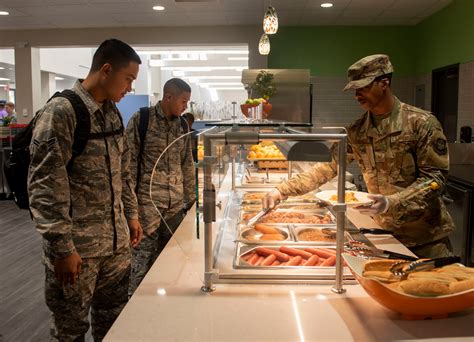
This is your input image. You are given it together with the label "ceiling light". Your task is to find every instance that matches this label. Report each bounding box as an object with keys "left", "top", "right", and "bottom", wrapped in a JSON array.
[
  {"left": 0, "top": 84, "right": 6, "bottom": 87},
  {"left": 263, "top": 6, "right": 278, "bottom": 34},
  {"left": 149, "top": 59, "right": 165, "bottom": 67},
  {"left": 0, "top": 77, "right": 10, "bottom": 81},
  {"left": 208, "top": 87, "right": 244, "bottom": 90},
  {"left": 153, "top": 5, "right": 165, "bottom": 11},
  {"left": 258, "top": 34, "right": 270, "bottom": 55},
  {"left": 0, "top": 67, "right": 4, "bottom": 70},
  {"left": 228, "top": 57, "right": 249, "bottom": 61},
  {"left": 136, "top": 50, "right": 248, "bottom": 55},
  {"left": 55, "top": 76, "right": 64, "bottom": 81},
  {"left": 0, "top": 11, "right": 9, "bottom": 16},
  {"left": 186, "top": 76, "right": 241, "bottom": 80},
  {"left": 197, "top": 82, "right": 241, "bottom": 86},
  {"left": 161, "top": 66, "right": 247, "bottom": 71},
  {"left": 321, "top": 3, "right": 333, "bottom": 8}
]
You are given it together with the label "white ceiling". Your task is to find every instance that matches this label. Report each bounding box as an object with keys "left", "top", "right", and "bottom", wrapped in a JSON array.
[{"left": 0, "top": 0, "right": 453, "bottom": 30}]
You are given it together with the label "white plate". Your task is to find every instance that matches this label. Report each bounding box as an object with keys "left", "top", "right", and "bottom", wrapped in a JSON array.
[{"left": 315, "top": 190, "right": 373, "bottom": 207}]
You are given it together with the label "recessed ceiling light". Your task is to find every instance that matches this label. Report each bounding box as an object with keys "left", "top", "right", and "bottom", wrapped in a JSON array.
[
  {"left": 55, "top": 76, "right": 64, "bottom": 81},
  {"left": 321, "top": 3, "right": 333, "bottom": 8},
  {"left": 153, "top": 5, "right": 165, "bottom": 11},
  {"left": 0, "top": 11, "right": 9, "bottom": 16}
]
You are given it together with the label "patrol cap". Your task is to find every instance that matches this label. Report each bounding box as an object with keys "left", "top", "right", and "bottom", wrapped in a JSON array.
[{"left": 343, "top": 54, "right": 394, "bottom": 91}]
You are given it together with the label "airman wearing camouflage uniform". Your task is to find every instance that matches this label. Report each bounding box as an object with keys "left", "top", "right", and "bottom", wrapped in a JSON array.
[
  {"left": 28, "top": 39, "right": 142, "bottom": 341},
  {"left": 265, "top": 54, "right": 454, "bottom": 258},
  {"left": 127, "top": 78, "right": 195, "bottom": 295}
]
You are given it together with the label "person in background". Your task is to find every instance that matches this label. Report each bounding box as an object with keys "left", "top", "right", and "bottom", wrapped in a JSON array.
[
  {"left": 182, "top": 112, "right": 198, "bottom": 162},
  {"left": 0, "top": 101, "right": 7, "bottom": 119},
  {"left": 263, "top": 54, "right": 454, "bottom": 259},
  {"left": 28, "top": 39, "right": 143, "bottom": 341},
  {"left": 5, "top": 101, "right": 15, "bottom": 117},
  {"left": 126, "top": 78, "right": 195, "bottom": 296}
]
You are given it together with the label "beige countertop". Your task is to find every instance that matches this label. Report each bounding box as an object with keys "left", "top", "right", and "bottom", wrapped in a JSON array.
[{"left": 105, "top": 169, "right": 474, "bottom": 341}]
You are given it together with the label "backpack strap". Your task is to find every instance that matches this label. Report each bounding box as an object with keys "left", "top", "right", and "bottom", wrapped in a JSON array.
[
  {"left": 135, "top": 107, "right": 150, "bottom": 192},
  {"left": 51, "top": 90, "right": 91, "bottom": 173}
]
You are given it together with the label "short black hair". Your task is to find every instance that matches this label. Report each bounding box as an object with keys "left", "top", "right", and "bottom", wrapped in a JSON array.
[
  {"left": 163, "top": 78, "right": 191, "bottom": 96},
  {"left": 90, "top": 39, "right": 141, "bottom": 72},
  {"left": 374, "top": 73, "right": 393, "bottom": 86}
]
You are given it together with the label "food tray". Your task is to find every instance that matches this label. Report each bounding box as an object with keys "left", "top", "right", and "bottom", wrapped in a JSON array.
[
  {"left": 240, "top": 190, "right": 322, "bottom": 205},
  {"left": 239, "top": 209, "right": 335, "bottom": 225},
  {"left": 292, "top": 225, "right": 351, "bottom": 244},
  {"left": 239, "top": 225, "right": 292, "bottom": 244},
  {"left": 234, "top": 244, "right": 343, "bottom": 269},
  {"left": 256, "top": 160, "right": 288, "bottom": 169}
]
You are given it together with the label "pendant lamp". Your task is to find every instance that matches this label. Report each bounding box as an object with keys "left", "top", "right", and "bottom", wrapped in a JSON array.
[
  {"left": 263, "top": 6, "right": 278, "bottom": 34},
  {"left": 258, "top": 34, "right": 270, "bottom": 55}
]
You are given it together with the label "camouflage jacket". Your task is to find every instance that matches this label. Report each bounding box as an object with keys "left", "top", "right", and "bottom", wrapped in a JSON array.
[
  {"left": 278, "top": 98, "right": 454, "bottom": 247},
  {"left": 126, "top": 102, "right": 195, "bottom": 235},
  {"left": 28, "top": 80, "right": 139, "bottom": 260}
]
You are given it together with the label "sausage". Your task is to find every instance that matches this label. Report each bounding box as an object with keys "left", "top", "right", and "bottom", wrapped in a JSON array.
[
  {"left": 279, "top": 246, "right": 313, "bottom": 259},
  {"left": 319, "top": 248, "right": 337, "bottom": 256},
  {"left": 255, "top": 247, "right": 290, "bottom": 262},
  {"left": 316, "top": 258, "right": 326, "bottom": 266},
  {"left": 254, "top": 224, "right": 280, "bottom": 234},
  {"left": 254, "top": 255, "right": 265, "bottom": 266},
  {"left": 260, "top": 233, "right": 285, "bottom": 241},
  {"left": 304, "top": 248, "right": 335, "bottom": 259},
  {"left": 321, "top": 255, "right": 336, "bottom": 266},
  {"left": 271, "top": 260, "right": 281, "bottom": 266},
  {"left": 241, "top": 252, "right": 256, "bottom": 261},
  {"left": 287, "top": 255, "right": 303, "bottom": 266},
  {"left": 303, "top": 255, "right": 319, "bottom": 266},
  {"left": 261, "top": 254, "right": 277, "bottom": 266},
  {"left": 247, "top": 253, "right": 260, "bottom": 265}
]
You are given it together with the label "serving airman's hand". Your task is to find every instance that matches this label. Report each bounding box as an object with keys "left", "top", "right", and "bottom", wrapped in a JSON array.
[
  {"left": 262, "top": 188, "right": 284, "bottom": 210},
  {"left": 54, "top": 252, "right": 82, "bottom": 285},
  {"left": 128, "top": 219, "right": 143, "bottom": 248},
  {"left": 355, "top": 194, "right": 389, "bottom": 216}
]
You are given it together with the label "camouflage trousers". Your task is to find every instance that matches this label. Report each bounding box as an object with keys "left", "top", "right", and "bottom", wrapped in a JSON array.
[
  {"left": 129, "top": 210, "right": 185, "bottom": 296},
  {"left": 45, "top": 245, "right": 131, "bottom": 342}
]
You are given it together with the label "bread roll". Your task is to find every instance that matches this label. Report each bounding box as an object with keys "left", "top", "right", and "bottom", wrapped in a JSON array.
[
  {"left": 449, "top": 279, "right": 474, "bottom": 294},
  {"left": 407, "top": 271, "right": 457, "bottom": 285},
  {"left": 363, "top": 270, "right": 402, "bottom": 283},
  {"left": 399, "top": 279, "right": 450, "bottom": 296},
  {"left": 363, "top": 259, "right": 401, "bottom": 272},
  {"left": 436, "top": 264, "right": 474, "bottom": 281}
]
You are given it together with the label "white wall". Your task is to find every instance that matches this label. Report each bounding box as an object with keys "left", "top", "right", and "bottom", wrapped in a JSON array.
[{"left": 40, "top": 48, "right": 91, "bottom": 79}]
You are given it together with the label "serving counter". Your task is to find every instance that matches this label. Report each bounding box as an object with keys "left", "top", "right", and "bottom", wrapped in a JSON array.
[{"left": 105, "top": 169, "right": 474, "bottom": 341}]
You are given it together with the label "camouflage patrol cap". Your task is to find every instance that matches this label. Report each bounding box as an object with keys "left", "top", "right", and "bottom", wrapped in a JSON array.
[{"left": 343, "top": 54, "right": 394, "bottom": 91}]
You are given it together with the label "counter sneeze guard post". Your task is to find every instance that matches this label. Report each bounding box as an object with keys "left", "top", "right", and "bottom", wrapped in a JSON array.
[{"left": 200, "top": 126, "right": 348, "bottom": 293}]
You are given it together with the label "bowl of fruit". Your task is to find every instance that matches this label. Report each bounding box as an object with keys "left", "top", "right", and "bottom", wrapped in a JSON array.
[{"left": 241, "top": 98, "right": 272, "bottom": 119}]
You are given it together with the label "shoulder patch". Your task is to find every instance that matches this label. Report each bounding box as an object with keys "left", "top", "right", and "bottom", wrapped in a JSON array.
[{"left": 433, "top": 138, "right": 447, "bottom": 155}]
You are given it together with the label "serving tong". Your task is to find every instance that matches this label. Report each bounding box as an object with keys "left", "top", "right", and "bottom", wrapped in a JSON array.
[
  {"left": 321, "top": 227, "right": 394, "bottom": 238},
  {"left": 389, "top": 256, "right": 461, "bottom": 276},
  {"left": 344, "top": 241, "right": 417, "bottom": 261},
  {"left": 246, "top": 199, "right": 280, "bottom": 227}
]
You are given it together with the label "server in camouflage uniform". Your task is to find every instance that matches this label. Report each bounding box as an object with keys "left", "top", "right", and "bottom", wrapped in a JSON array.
[
  {"left": 263, "top": 54, "right": 454, "bottom": 258},
  {"left": 126, "top": 78, "right": 195, "bottom": 295},
  {"left": 28, "top": 39, "right": 143, "bottom": 341}
]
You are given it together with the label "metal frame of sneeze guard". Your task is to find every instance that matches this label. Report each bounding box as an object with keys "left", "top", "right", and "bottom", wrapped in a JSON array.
[{"left": 201, "top": 127, "right": 347, "bottom": 294}]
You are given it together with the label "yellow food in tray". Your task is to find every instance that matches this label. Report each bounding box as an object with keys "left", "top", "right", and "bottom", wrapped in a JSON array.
[
  {"left": 248, "top": 142, "right": 285, "bottom": 160},
  {"left": 329, "top": 191, "right": 359, "bottom": 203}
]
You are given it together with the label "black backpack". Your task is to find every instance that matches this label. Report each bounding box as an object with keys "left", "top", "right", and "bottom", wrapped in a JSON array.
[
  {"left": 135, "top": 107, "right": 189, "bottom": 192},
  {"left": 4, "top": 89, "right": 123, "bottom": 210}
]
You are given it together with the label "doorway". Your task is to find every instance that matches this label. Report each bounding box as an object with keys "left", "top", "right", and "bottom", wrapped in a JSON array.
[{"left": 431, "top": 64, "right": 459, "bottom": 142}]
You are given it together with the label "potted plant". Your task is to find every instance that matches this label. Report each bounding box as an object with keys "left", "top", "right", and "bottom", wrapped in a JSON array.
[{"left": 241, "top": 70, "right": 276, "bottom": 118}]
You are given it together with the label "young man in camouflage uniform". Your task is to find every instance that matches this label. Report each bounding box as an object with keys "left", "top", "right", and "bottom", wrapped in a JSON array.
[
  {"left": 28, "top": 39, "right": 143, "bottom": 341},
  {"left": 126, "top": 78, "right": 195, "bottom": 295},
  {"left": 263, "top": 54, "right": 454, "bottom": 258}
]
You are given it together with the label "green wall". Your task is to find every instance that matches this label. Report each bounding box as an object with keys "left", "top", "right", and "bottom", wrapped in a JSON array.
[
  {"left": 268, "top": 26, "right": 416, "bottom": 76},
  {"left": 415, "top": 0, "right": 474, "bottom": 75},
  {"left": 268, "top": 0, "right": 474, "bottom": 77}
]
